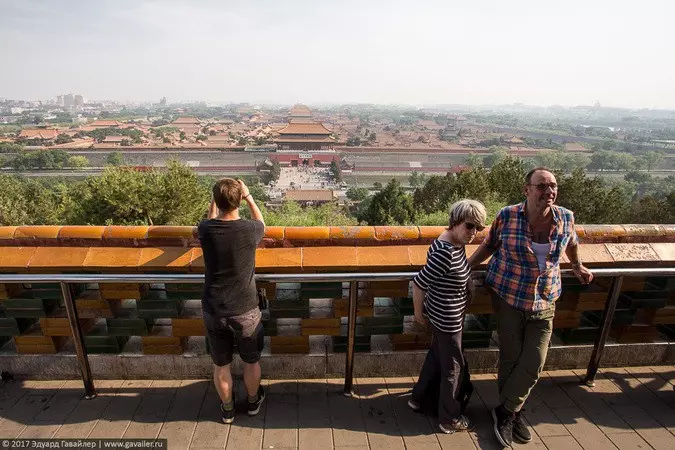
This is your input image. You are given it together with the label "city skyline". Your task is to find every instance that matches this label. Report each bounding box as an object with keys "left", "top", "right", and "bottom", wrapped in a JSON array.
[{"left": 1, "top": 0, "right": 674, "bottom": 109}]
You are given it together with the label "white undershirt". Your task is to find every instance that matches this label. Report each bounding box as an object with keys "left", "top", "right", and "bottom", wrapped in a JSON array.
[{"left": 531, "top": 242, "right": 549, "bottom": 273}]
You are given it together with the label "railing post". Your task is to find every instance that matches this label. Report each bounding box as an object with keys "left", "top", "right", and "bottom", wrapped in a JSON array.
[
  {"left": 583, "top": 275, "right": 624, "bottom": 387},
  {"left": 343, "top": 280, "right": 358, "bottom": 397},
  {"left": 61, "top": 281, "right": 96, "bottom": 399}
]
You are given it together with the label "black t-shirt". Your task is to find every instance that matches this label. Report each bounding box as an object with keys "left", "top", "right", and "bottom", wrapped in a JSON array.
[{"left": 198, "top": 218, "right": 265, "bottom": 318}]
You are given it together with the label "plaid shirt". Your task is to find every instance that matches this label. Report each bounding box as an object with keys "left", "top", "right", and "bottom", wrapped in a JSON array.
[{"left": 484, "top": 202, "right": 579, "bottom": 311}]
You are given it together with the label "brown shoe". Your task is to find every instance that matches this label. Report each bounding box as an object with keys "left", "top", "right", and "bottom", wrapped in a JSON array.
[{"left": 439, "top": 415, "right": 474, "bottom": 434}]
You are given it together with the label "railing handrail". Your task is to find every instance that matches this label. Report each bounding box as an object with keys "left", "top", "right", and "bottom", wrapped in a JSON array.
[
  {"left": 1, "top": 267, "right": 673, "bottom": 399},
  {"left": 0, "top": 267, "right": 673, "bottom": 284}
]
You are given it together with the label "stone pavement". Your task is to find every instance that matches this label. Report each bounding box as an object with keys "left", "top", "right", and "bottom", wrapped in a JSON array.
[{"left": 0, "top": 366, "right": 674, "bottom": 449}]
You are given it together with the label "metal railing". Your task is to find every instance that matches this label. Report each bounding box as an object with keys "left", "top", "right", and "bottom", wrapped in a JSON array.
[{"left": 1, "top": 267, "right": 674, "bottom": 399}]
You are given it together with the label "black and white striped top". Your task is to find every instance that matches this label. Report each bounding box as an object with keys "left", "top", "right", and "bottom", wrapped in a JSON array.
[{"left": 413, "top": 239, "right": 470, "bottom": 334}]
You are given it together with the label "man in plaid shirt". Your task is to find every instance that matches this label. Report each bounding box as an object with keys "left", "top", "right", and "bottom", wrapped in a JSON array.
[{"left": 469, "top": 167, "right": 593, "bottom": 447}]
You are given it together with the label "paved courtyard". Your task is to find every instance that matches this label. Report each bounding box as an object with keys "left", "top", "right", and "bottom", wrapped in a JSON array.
[{"left": 0, "top": 366, "right": 674, "bottom": 449}]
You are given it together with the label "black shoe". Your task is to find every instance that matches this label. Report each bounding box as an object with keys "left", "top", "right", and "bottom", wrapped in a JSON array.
[
  {"left": 247, "top": 385, "right": 266, "bottom": 416},
  {"left": 513, "top": 410, "right": 532, "bottom": 443},
  {"left": 220, "top": 402, "right": 235, "bottom": 424},
  {"left": 491, "top": 405, "right": 515, "bottom": 448}
]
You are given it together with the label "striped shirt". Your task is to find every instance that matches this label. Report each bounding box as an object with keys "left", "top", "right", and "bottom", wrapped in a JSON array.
[
  {"left": 484, "top": 202, "right": 579, "bottom": 312},
  {"left": 413, "top": 239, "right": 470, "bottom": 334}
]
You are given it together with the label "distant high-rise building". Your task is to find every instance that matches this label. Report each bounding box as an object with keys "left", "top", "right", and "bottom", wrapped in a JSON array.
[
  {"left": 159, "top": 97, "right": 167, "bottom": 106},
  {"left": 74, "top": 95, "right": 84, "bottom": 106},
  {"left": 57, "top": 95, "right": 64, "bottom": 106},
  {"left": 63, "top": 94, "right": 75, "bottom": 108}
]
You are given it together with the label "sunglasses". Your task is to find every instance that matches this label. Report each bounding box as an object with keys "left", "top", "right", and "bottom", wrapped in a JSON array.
[
  {"left": 465, "top": 222, "right": 485, "bottom": 231},
  {"left": 529, "top": 183, "right": 558, "bottom": 191}
]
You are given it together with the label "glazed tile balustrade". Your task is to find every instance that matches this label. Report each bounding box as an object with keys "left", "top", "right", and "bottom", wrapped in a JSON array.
[{"left": 0, "top": 225, "right": 674, "bottom": 397}]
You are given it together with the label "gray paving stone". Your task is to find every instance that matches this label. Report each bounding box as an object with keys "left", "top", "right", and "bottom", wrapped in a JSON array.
[
  {"left": 263, "top": 399, "right": 298, "bottom": 449},
  {"left": 34, "top": 389, "right": 82, "bottom": 422},
  {"left": 225, "top": 414, "right": 265, "bottom": 450},
  {"left": 329, "top": 392, "right": 368, "bottom": 447},
  {"left": 88, "top": 394, "right": 142, "bottom": 438},
  {"left": 522, "top": 401, "right": 570, "bottom": 437},
  {"left": 299, "top": 427, "right": 333, "bottom": 449},
  {"left": 17, "top": 421, "right": 60, "bottom": 438},
  {"left": 606, "top": 431, "right": 653, "bottom": 450},
  {"left": 636, "top": 428, "right": 675, "bottom": 450},
  {"left": 552, "top": 406, "right": 619, "bottom": 450},
  {"left": 435, "top": 431, "right": 476, "bottom": 449},
  {"left": 540, "top": 435, "right": 583, "bottom": 449},
  {"left": 556, "top": 381, "right": 633, "bottom": 435},
  {"left": 55, "top": 380, "right": 124, "bottom": 439},
  {"left": 190, "top": 391, "right": 230, "bottom": 450},
  {"left": 122, "top": 422, "right": 162, "bottom": 439}
]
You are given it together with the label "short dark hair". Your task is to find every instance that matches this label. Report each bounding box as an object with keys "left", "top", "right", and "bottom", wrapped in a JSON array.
[
  {"left": 525, "top": 167, "right": 553, "bottom": 185},
  {"left": 212, "top": 178, "right": 242, "bottom": 212}
]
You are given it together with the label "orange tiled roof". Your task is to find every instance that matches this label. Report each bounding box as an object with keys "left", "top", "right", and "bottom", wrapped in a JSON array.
[
  {"left": 19, "top": 129, "right": 59, "bottom": 139},
  {"left": 274, "top": 137, "right": 336, "bottom": 143},
  {"left": 90, "top": 120, "right": 122, "bottom": 127},
  {"left": 289, "top": 104, "right": 312, "bottom": 117},
  {"left": 277, "top": 122, "right": 333, "bottom": 135},
  {"left": 172, "top": 117, "right": 200, "bottom": 125},
  {"left": 103, "top": 136, "right": 126, "bottom": 142}
]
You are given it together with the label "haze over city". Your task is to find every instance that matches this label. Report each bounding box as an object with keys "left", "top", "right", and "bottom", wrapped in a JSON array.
[{"left": 1, "top": 0, "right": 674, "bottom": 109}]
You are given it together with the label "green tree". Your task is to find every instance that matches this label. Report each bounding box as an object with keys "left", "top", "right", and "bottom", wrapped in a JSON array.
[
  {"left": 67, "top": 156, "right": 89, "bottom": 169},
  {"left": 589, "top": 150, "right": 636, "bottom": 171},
  {"left": 556, "top": 168, "right": 628, "bottom": 223},
  {"left": 361, "top": 179, "right": 414, "bottom": 225},
  {"left": 483, "top": 146, "right": 508, "bottom": 168},
  {"left": 627, "top": 193, "right": 675, "bottom": 223},
  {"left": 0, "top": 142, "right": 24, "bottom": 153},
  {"left": 106, "top": 152, "right": 125, "bottom": 166},
  {"left": 74, "top": 160, "right": 209, "bottom": 225},
  {"left": 465, "top": 153, "right": 483, "bottom": 168},
  {"left": 54, "top": 134, "right": 74, "bottom": 145},
  {"left": 642, "top": 151, "right": 664, "bottom": 171},
  {"left": 346, "top": 137, "right": 362, "bottom": 146},
  {"left": 329, "top": 160, "right": 343, "bottom": 183},
  {"left": 488, "top": 156, "right": 527, "bottom": 205},
  {"left": 412, "top": 174, "right": 456, "bottom": 214},
  {"left": 346, "top": 186, "right": 369, "bottom": 201},
  {"left": 261, "top": 159, "right": 280, "bottom": 185}
]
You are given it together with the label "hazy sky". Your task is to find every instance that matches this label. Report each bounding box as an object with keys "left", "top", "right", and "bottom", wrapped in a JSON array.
[{"left": 1, "top": 0, "right": 674, "bottom": 108}]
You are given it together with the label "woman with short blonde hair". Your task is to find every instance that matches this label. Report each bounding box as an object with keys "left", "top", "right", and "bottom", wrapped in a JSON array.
[{"left": 409, "top": 199, "right": 487, "bottom": 434}]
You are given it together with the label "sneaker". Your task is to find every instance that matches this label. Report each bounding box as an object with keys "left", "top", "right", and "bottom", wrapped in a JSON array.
[
  {"left": 439, "top": 415, "right": 474, "bottom": 434},
  {"left": 513, "top": 410, "right": 532, "bottom": 443},
  {"left": 247, "top": 385, "right": 266, "bottom": 416},
  {"left": 407, "top": 398, "right": 422, "bottom": 412},
  {"left": 220, "top": 402, "right": 235, "bottom": 424},
  {"left": 491, "top": 405, "right": 516, "bottom": 447}
]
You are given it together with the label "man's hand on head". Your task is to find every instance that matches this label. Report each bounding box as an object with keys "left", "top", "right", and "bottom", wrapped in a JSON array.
[{"left": 238, "top": 179, "right": 251, "bottom": 199}]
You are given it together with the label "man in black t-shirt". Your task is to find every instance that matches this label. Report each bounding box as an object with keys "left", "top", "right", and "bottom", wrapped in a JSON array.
[{"left": 198, "top": 177, "right": 266, "bottom": 424}]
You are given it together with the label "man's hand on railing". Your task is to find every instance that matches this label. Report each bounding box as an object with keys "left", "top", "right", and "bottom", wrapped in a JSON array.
[{"left": 572, "top": 264, "right": 594, "bottom": 285}]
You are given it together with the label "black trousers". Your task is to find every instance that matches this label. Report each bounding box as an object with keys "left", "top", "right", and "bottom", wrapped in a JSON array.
[{"left": 411, "top": 324, "right": 465, "bottom": 423}]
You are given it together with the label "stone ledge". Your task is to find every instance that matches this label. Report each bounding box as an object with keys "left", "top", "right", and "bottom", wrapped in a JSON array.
[
  {"left": 0, "top": 224, "right": 673, "bottom": 248},
  {"left": 1, "top": 342, "right": 672, "bottom": 379},
  {"left": 0, "top": 242, "right": 673, "bottom": 272}
]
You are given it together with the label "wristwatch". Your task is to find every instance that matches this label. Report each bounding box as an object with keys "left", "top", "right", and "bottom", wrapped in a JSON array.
[{"left": 571, "top": 261, "right": 583, "bottom": 269}]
